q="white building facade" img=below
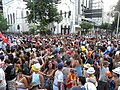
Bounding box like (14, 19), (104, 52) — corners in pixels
(53, 0), (76, 34)
(2, 0), (104, 34)
(2, 0), (29, 33)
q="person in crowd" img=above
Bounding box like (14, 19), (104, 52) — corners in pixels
(97, 60), (110, 90)
(86, 67), (98, 87)
(66, 68), (78, 90)
(0, 67), (6, 90)
(4, 59), (17, 90)
(53, 63), (64, 90)
(74, 59), (83, 77)
(83, 63), (91, 78)
(112, 67), (120, 90)
(43, 60), (56, 90)
(30, 63), (44, 90)
(15, 69), (29, 90)
(70, 76), (86, 90)
(84, 77), (97, 90)
(106, 71), (115, 90)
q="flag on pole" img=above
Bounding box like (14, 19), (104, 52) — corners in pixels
(0, 32), (8, 44)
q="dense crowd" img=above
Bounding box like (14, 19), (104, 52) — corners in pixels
(0, 34), (120, 90)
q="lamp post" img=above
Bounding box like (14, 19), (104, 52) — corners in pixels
(112, 11), (120, 39)
(110, 5), (120, 39)
(116, 11), (120, 39)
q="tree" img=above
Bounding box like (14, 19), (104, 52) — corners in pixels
(80, 22), (93, 32)
(26, 0), (62, 31)
(99, 23), (111, 30)
(0, 13), (9, 32)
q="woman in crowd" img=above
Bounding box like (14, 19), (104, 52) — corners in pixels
(66, 69), (78, 90)
(43, 60), (56, 90)
(15, 69), (29, 90)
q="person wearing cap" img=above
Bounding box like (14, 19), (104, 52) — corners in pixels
(24, 63), (44, 90)
(112, 67), (120, 90)
(84, 77), (97, 90)
(86, 67), (98, 87)
(28, 63), (44, 90)
(83, 63), (91, 78)
(53, 63), (64, 90)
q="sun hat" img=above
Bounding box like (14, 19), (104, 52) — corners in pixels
(112, 67), (120, 75)
(84, 63), (91, 69)
(32, 63), (41, 72)
(87, 67), (95, 74)
(81, 46), (86, 52)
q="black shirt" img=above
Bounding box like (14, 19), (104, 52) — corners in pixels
(5, 64), (17, 81)
(7, 54), (13, 63)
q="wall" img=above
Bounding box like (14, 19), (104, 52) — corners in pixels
(2, 0), (29, 33)
(54, 0), (75, 34)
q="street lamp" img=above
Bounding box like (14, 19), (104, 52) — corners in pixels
(109, 5), (120, 39)
(111, 11), (120, 39)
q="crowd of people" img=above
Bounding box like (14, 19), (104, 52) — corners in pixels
(0, 33), (120, 90)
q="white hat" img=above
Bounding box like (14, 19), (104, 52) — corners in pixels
(87, 67), (95, 74)
(84, 63), (91, 69)
(32, 63), (41, 72)
(112, 67), (120, 75)
(32, 48), (36, 52)
(108, 41), (111, 45)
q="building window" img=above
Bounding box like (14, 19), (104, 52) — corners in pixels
(60, 10), (62, 16)
(26, 11), (29, 16)
(21, 11), (23, 18)
(13, 13), (15, 23)
(8, 15), (9, 24)
(10, 14), (12, 24)
(64, 12), (66, 18)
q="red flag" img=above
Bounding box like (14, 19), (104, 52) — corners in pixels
(0, 32), (8, 44)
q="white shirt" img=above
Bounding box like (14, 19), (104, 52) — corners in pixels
(0, 68), (6, 88)
(84, 82), (97, 90)
(53, 70), (64, 90)
(16, 81), (28, 90)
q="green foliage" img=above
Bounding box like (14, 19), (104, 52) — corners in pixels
(0, 13), (9, 31)
(26, 0), (62, 31)
(99, 23), (111, 29)
(28, 25), (37, 34)
(80, 22), (93, 30)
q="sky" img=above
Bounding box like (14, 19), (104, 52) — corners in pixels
(104, 0), (118, 12)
